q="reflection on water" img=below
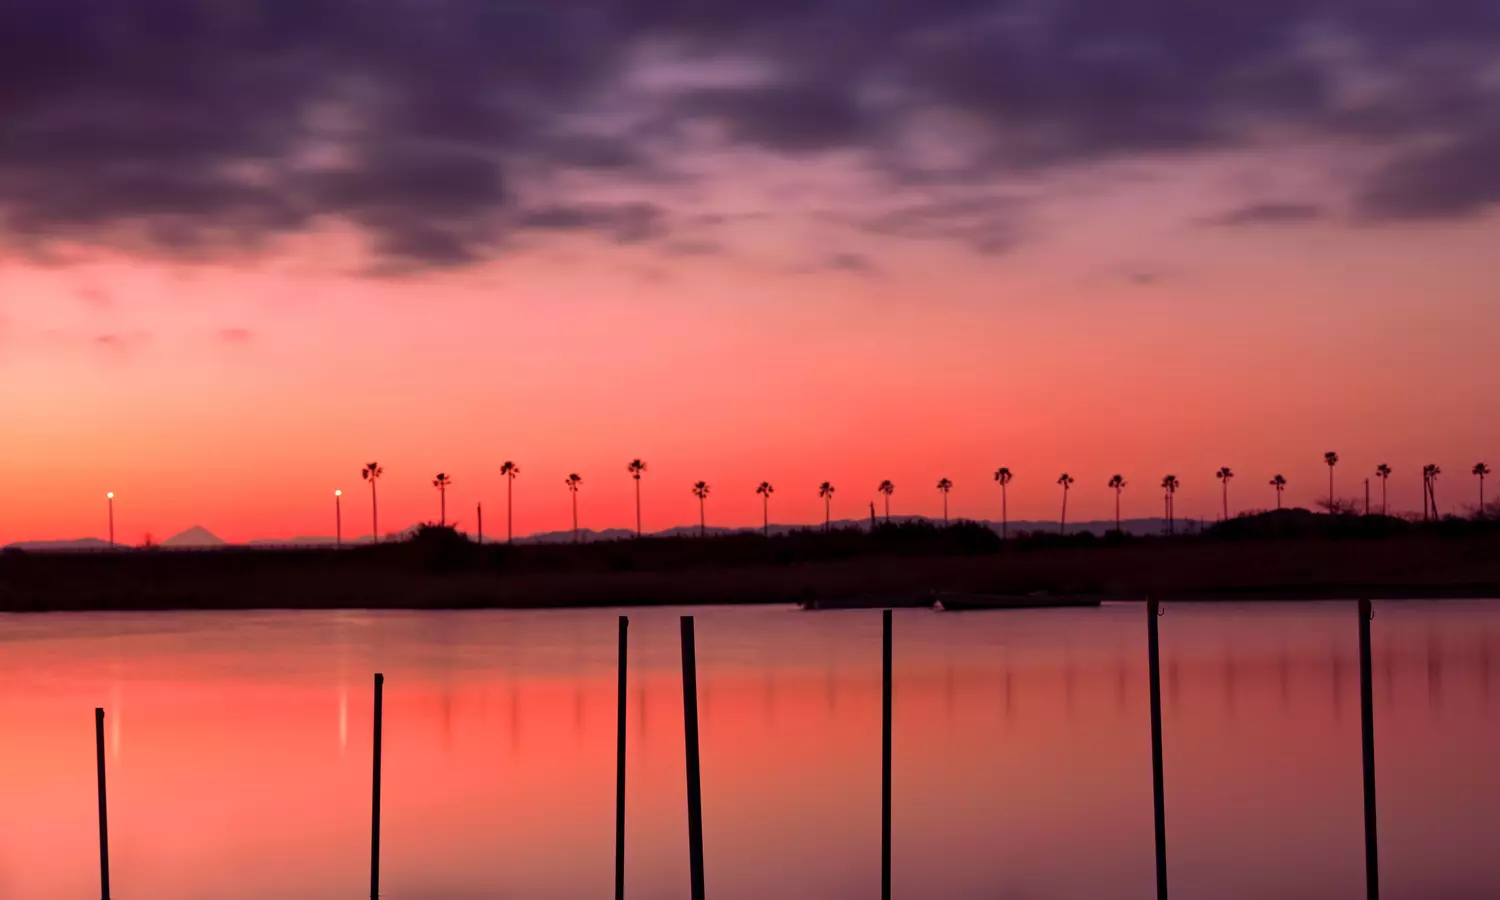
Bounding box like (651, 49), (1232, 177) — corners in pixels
(1, 601), (1499, 899)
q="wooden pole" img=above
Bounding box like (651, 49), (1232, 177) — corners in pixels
(615, 616), (629, 900)
(1147, 600), (1168, 900)
(1358, 600), (1380, 899)
(680, 617), (706, 900)
(95, 708), (111, 900)
(371, 673), (384, 900)
(882, 608), (893, 900)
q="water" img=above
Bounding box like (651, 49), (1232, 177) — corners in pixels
(1, 601), (1497, 900)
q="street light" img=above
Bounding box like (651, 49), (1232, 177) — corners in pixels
(334, 490), (343, 547)
(106, 492), (115, 548)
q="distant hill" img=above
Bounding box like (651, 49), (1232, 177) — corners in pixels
(160, 526), (226, 548)
(2, 537), (115, 552)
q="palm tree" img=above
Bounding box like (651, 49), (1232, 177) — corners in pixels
(1056, 473), (1074, 534)
(692, 481), (711, 537)
(627, 459), (647, 536)
(499, 461), (520, 543)
(756, 482), (775, 536)
(1161, 475), (1179, 535)
(936, 478), (953, 525)
(362, 462), (383, 543)
(993, 468), (1013, 539)
(1108, 475), (1126, 531)
(1475, 463), (1491, 514)
(432, 473), (453, 526)
(1374, 464), (1392, 515)
(1423, 464), (1442, 520)
(1215, 467), (1234, 520)
(1270, 474), (1287, 509)
(877, 480), (894, 522)
(565, 473), (583, 542)
(1324, 452), (1339, 510)
(819, 481), (836, 532)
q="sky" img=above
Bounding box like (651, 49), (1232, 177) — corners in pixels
(1, 0), (1498, 544)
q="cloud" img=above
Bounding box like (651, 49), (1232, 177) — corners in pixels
(859, 196), (1027, 255)
(824, 252), (878, 275)
(1203, 202), (1325, 226)
(1, 0), (1497, 271)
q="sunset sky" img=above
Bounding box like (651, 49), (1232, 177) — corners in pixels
(2, 0), (1498, 544)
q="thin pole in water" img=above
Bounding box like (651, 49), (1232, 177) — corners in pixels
(882, 608), (893, 900)
(1358, 599), (1380, 900)
(616, 616), (629, 900)
(680, 616), (706, 900)
(95, 708), (111, 900)
(371, 673), (384, 900)
(1147, 599), (1168, 900)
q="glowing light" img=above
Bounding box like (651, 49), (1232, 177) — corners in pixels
(334, 490), (342, 496)
(106, 492), (114, 499)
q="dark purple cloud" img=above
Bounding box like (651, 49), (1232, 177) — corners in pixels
(0, 0), (1496, 271)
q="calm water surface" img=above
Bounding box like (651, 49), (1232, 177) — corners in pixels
(2, 601), (1498, 899)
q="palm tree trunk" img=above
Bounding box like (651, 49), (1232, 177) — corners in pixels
(1382, 479), (1387, 516)
(1481, 475), (1486, 513)
(825, 497), (830, 532)
(763, 497), (769, 537)
(371, 483), (379, 544)
(884, 495), (890, 522)
(440, 488), (446, 527)
(1329, 468), (1334, 510)
(1222, 482), (1227, 521)
(507, 478), (514, 543)
(943, 494), (948, 526)
(635, 480), (642, 537)
(1115, 490), (1121, 531)
(699, 498), (705, 537)
(1060, 489), (1067, 535)
(572, 492), (579, 543)
(1423, 474), (1430, 521)
(1001, 487), (1008, 540)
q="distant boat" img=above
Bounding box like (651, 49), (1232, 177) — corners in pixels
(932, 592), (1102, 612)
(799, 593), (935, 611)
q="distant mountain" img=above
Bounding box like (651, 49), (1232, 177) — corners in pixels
(2, 537), (114, 552)
(160, 525), (226, 548)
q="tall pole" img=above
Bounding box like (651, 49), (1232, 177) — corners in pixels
(615, 616), (629, 900)
(680, 617), (706, 900)
(1358, 599), (1380, 900)
(371, 673), (384, 900)
(336, 491), (343, 547)
(477, 502), (483, 545)
(882, 609), (893, 900)
(95, 708), (111, 900)
(106, 493), (115, 548)
(1147, 600), (1168, 900)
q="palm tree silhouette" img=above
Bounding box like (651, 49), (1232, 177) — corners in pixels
(692, 481), (711, 537)
(936, 478), (953, 526)
(1270, 474), (1287, 509)
(1161, 475), (1179, 535)
(877, 480), (894, 522)
(819, 482), (836, 532)
(499, 461), (520, 543)
(432, 473), (453, 526)
(1475, 463), (1491, 514)
(1108, 475), (1126, 531)
(1375, 464), (1392, 515)
(993, 468), (1013, 539)
(756, 482), (775, 536)
(1423, 464), (1442, 520)
(1056, 473), (1074, 534)
(627, 459), (647, 536)
(362, 462), (383, 543)
(565, 473), (583, 543)
(1324, 452), (1339, 510)
(1215, 467), (1234, 520)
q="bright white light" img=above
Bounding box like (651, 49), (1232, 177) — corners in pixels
(335, 490), (342, 496)
(106, 492), (114, 499)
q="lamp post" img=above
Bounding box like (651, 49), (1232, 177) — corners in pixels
(106, 493), (115, 548)
(335, 490), (343, 547)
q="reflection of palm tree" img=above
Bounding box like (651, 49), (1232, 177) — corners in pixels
(433, 473), (452, 526)
(1056, 473), (1074, 534)
(1108, 474), (1126, 531)
(1375, 464), (1392, 515)
(500, 461), (519, 543)
(627, 460), (647, 536)
(565, 474), (583, 542)
(994, 468), (1013, 539)
(877, 480), (894, 522)
(1324, 452), (1339, 510)
(1215, 467), (1234, 520)
(362, 462), (383, 543)
(1475, 463), (1491, 513)
(1270, 474), (1287, 509)
(819, 482), (836, 532)
(692, 481), (711, 537)
(936, 478), (953, 525)
(1161, 475), (1179, 535)
(756, 482), (775, 536)
(1424, 464), (1441, 520)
